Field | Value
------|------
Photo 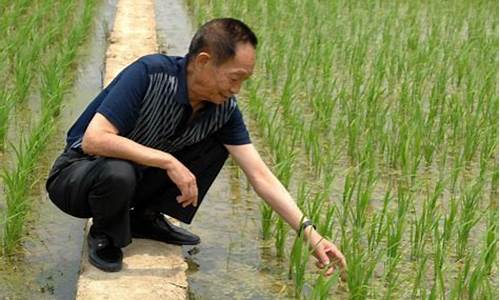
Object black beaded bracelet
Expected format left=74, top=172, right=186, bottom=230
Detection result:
left=298, top=219, right=316, bottom=237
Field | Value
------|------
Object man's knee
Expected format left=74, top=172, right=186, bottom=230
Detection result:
left=89, top=158, right=138, bottom=220
left=96, top=158, right=138, bottom=193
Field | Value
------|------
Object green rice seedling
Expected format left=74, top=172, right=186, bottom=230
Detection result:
left=274, top=218, right=287, bottom=258
left=411, top=180, right=444, bottom=259
left=288, top=233, right=309, bottom=297
left=317, top=203, right=335, bottom=240
left=449, top=151, right=464, bottom=195
left=4, top=0, right=32, bottom=25
left=1, top=138, right=36, bottom=256
left=307, top=192, right=326, bottom=227
left=188, top=0, right=498, bottom=296
left=461, top=92, right=484, bottom=165
left=260, top=202, right=274, bottom=240
left=40, top=63, right=64, bottom=116
left=442, top=195, right=458, bottom=246
left=432, top=224, right=447, bottom=300
left=466, top=260, right=491, bottom=300
left=482, top=209, right=498, bottom=276
left=0, top=90, right=13, bottom=151
left=385, top=210, right=404, bottom=263
left=1, top=0, right=96, bottom=255
left=383, top=200, right=407, bottom=299
left=479, top=131, right=497, bottom=180
left=456, top=181, right=484, bottom=260
left=367, top=188, right=391, bottom=253
left=1, top=113, right=54, bottom=255
left=346, top=108, right=360, bottom=165
left=296, top=182, right=310, bottom=211
left=273, top=139, right=295, bottom=189
left=411, top=255, right=428, bottom=299
left=350, top=171, right=376, bottom=234
left=450, top=253, right=471, bottom=299
left=312, top=81, right=336, bottom=133
left=339, top=171, right=357, bottom=232
left=13, top=49, right=33, bottom=104
left=310, top=268, right=340, bottom=300
left=344, top=240, right=380, bottom=300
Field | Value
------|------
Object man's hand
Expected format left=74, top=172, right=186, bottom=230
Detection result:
left=165, top=158, right=198, bottom=208
left=83, top=113, right=199, bottom=208
left=306, top=229, right=347, bottom=280
left=225, top=144, right=347, bottom=278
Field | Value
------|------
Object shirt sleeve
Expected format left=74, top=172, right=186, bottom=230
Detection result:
left=214, top=105, right=252, bottom=145
left=96, top=60, right=149, bottom=136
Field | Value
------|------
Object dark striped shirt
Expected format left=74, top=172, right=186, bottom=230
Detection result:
left=65, top=54, right=251, bottom=154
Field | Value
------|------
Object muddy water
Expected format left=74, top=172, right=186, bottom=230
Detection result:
left=183, top=165, right=301, bottom=299
left=0, top=1, right=117, bottom=298
left=154, top=0, right=193, bottom=56
left=153, top=1, right=304, bottom=298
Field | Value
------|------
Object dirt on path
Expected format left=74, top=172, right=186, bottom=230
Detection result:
left=103, top=0, right=157, bottom=85
left=76, top=0, right=188, bottom=299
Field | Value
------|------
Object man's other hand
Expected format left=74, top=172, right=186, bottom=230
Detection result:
left=165, top=158, right=198, bottom=208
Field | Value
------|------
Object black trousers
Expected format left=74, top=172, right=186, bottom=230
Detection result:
left=45, top=137, right=228, bottom=247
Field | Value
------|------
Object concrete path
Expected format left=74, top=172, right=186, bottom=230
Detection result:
left=75, top=0, right=188, bottom=298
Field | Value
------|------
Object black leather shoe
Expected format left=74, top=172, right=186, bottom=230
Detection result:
left=87, top=230, right=123, bottom=272
left=131, top=212, right=200, bottom=245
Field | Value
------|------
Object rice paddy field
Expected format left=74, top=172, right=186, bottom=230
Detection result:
left=0, top=0, right=97, bottom=255
left=0, top=0, right=100, bottom=296
left=0, top=0, right=498, bottom=299
left=185, top=0, right=499, bottom=299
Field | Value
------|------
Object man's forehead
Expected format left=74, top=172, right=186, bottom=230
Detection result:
left=224, top=45, right=255, bottom=73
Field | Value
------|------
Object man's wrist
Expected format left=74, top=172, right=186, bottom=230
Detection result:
left=304, top=226, right=322, bottom=245
left=161, top=152, right=176, bottom=170
left=298, top=218, right=317, bottom=238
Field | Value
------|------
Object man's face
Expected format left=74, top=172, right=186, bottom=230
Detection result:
left=196, top=43, right=255, bottom=104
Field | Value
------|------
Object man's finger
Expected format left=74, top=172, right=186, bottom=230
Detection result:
left=181, top=183, right=197, bottom=207
left=325, top=247, right=348, bottom=281
left=192, top=184, right=198, bottom=207
left=325, top=266, right=334, bottom=276
left=325, top=246, right=346, bottom=268
left=177, top=188, right=192, bottom=205
left=317, top=248, right=331, bottom=266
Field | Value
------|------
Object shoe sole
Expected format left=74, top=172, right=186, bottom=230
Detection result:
left=88, top=254, right=122, bottom=272
left=87, top=239, right=122, bottom=272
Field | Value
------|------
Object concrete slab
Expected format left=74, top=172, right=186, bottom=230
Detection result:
left=75, top=0, right=188, bottom=298
left=76, top=229, right=188, bottom=300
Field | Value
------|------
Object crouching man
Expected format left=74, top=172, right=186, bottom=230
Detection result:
left=45, top=18, right=346, bottom=275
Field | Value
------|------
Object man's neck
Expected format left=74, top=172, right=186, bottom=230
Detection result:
left=186, top=61, right=205, bottom=111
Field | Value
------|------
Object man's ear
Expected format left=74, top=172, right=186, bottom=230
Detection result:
left=194, top=52, right=211, bottom=68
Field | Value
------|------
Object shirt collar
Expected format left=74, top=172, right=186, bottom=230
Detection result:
left=175, top=56, right=189, bottom=106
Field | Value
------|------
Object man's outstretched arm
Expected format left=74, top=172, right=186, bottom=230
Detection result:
left=225, top=143, right=347, bottom=276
